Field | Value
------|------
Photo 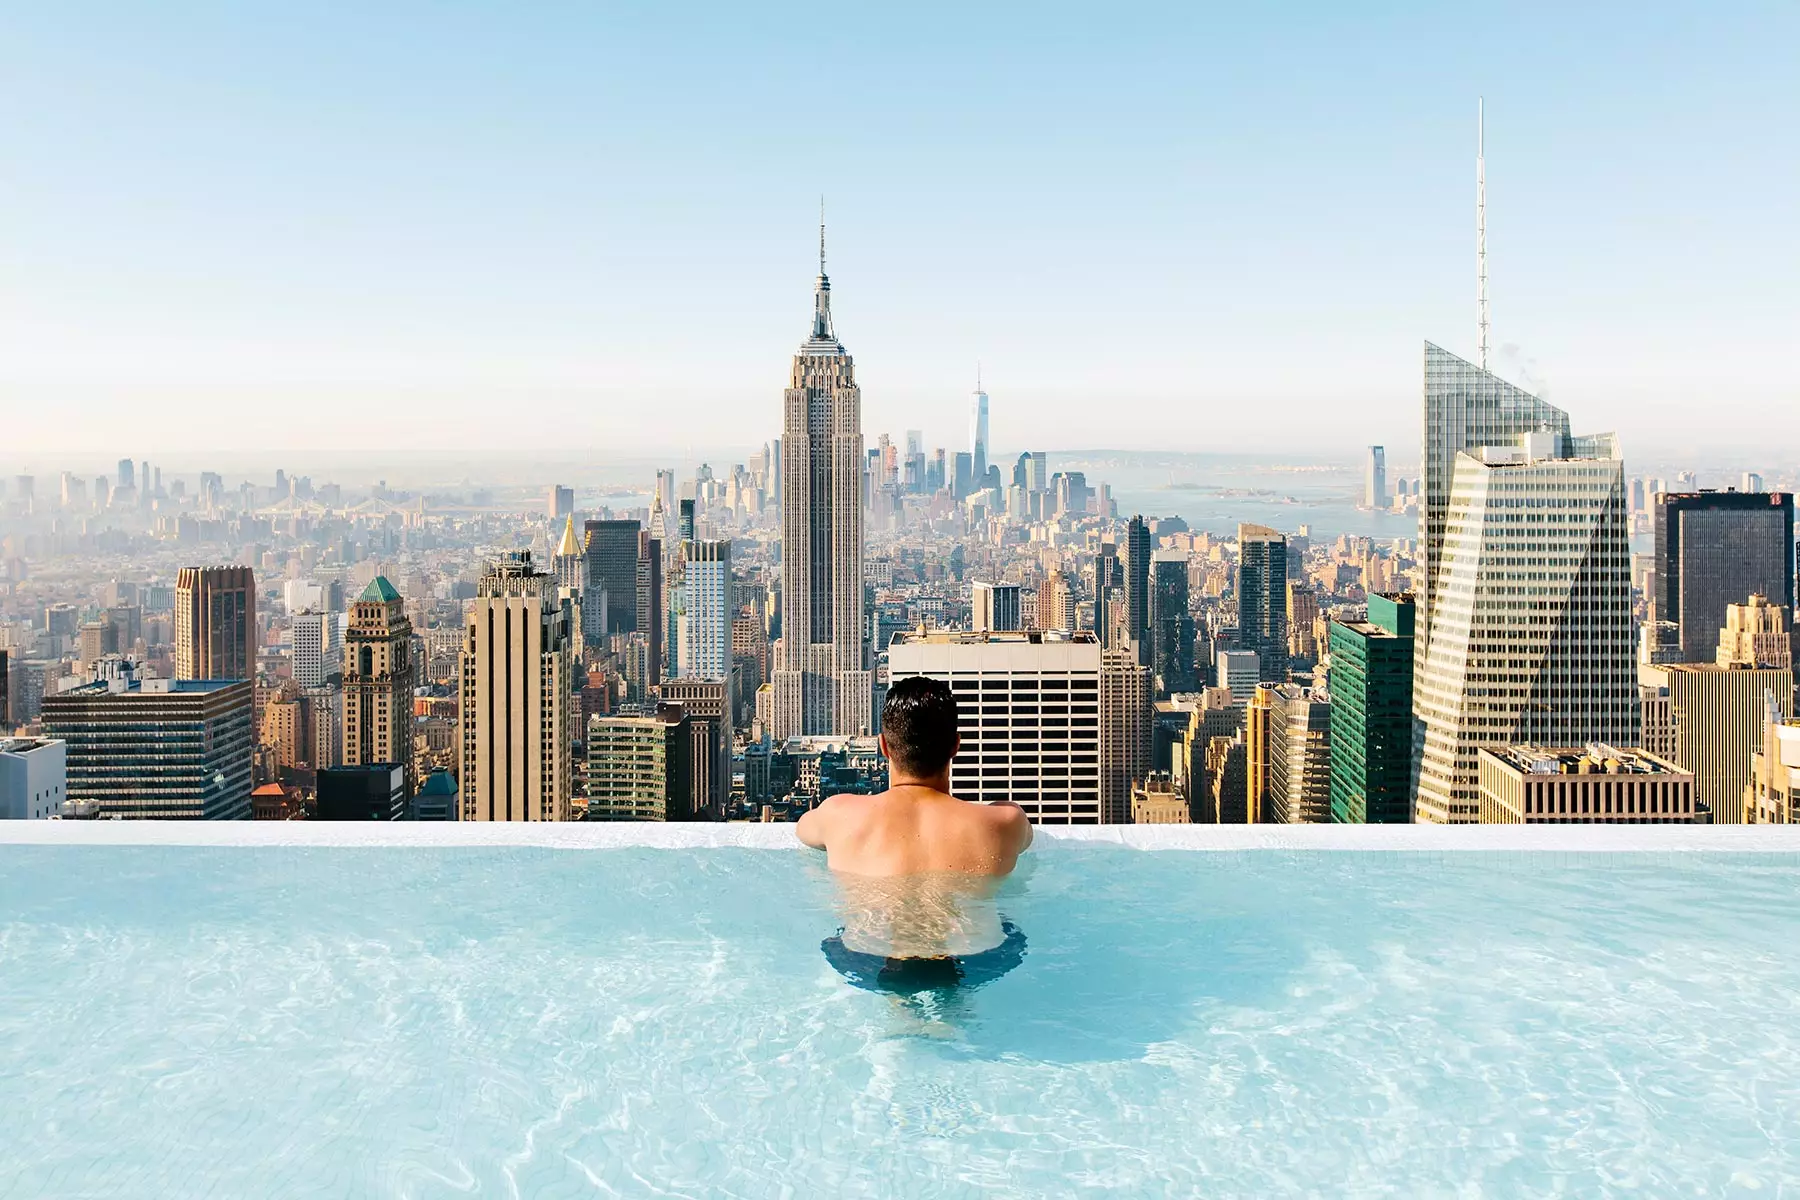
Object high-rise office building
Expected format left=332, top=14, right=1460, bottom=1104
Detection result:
left=971, top=581, right=1023, bottom=633
left=1237, top=524, right=1288, bottom=682
left=657, top=680, right=731, bottom=819
left=1415, top=428, right=1636, bottom=824
left=1101, top=646, right=1152, bottom=824
left=1216, top=650, right=1261, bottom=702
left=586, top=706, right=692, bottom=821
left=1327, top=593, right=1416, bottom=823
left=772, top=230, right=870, bottom=739
left=547, top=484, right=574, bottom=522
left=637, top=531, right=663, bottom=689
left=459, top=553, right=574, bottom=821
left=1365, top=446, right=1388, bottom=509
left=117, top=459, right=135, bottom=490
left=677, top=540, right=732, bottom=680
left=1267, top=684, right=1332, bottom=824
left=291, top=608, right=338, bottom=689
left=43, top=678, right=255, bottom=819
left=1246, top=686, right=1275, bottom=824
left=970, top=380, right=990, bottom=483
left=1652, top=490, right=1794, bottom=661
left=888, top=630, right=1106, bottom=824
left=1094, top=544, right=1119, bottom=647
left=1036, top=570, right=1076, bottom=633
left=1419, top=343, right=1571, bottom=642
left=174, top=566, right=255, bottom=681
left=1642, top=596, right=1796, bottom=823
left=342, top=577, right=417, bottom=801
left=1124, top=516, right=1152, bottom=665
left=582, top=519, right=641, bottom=643
left=1150, top=550, right=1195, bottom=694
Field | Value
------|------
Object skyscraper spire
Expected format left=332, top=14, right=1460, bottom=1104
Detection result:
left=1476, top=97, right=1489, bottom=372
left=808, top=198, right=837, bottom=346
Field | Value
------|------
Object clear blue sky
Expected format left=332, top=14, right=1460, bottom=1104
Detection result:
left=1, top=2, right=1793, bottom=464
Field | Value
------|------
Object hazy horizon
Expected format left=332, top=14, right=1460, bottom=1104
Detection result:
left=3, top=3, right=1794, bottom=460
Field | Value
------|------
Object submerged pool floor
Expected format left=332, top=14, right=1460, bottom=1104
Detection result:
left=2, top=845, right=1797, bottom=1197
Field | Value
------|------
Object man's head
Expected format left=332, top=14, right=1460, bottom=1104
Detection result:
left=880, top=676, right=961, bottom=782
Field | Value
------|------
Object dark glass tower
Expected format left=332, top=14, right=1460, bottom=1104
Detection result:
left=1653, top=491, right=1794, bottom=660
left=1124, top=515, right=1152, bottom=666
left=582, top=519, right=642, bottom=640
left=1237, top=524, right=1288, bottom=682
left=1150, top=552, right=1195, bottom=695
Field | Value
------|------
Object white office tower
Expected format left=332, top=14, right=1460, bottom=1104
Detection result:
left=772, top=226, right=870, bottom=738
left=291, top=609, right=338, bottom=689
left=677, top=540, right=732, bottom=680
left=283, top=579, right=324, bottom=615
left=1414, top=428, right=1637, bottom=823
left=459, top=553, right=575, bottom=821
left=1216, top=650, right=1261, bottom=702
left=890, top=630, right=1147, bottom=824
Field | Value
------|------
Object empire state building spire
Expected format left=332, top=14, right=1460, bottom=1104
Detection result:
left=807, top=200, right=839, bottom=349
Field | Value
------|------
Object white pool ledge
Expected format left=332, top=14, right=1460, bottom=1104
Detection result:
left=5, top=822, right=1800, bottom=851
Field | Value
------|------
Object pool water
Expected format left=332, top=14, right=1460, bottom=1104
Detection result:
left=3, top=844, right=1798, bottom=1196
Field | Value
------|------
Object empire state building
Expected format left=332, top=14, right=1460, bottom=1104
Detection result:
left=772, top=230, right=870, bottom=737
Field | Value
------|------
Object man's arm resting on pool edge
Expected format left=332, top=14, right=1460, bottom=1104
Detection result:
left=796, top=799, right=831, bottom=849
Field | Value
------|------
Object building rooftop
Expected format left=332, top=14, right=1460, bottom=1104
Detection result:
left=892, top=629, right=1099, bottom=646
left=1483, top=745, right=1689, bottom=777
left=359, top=576, right=402, bottom=603
left=55, top=677, right=247, bottom=697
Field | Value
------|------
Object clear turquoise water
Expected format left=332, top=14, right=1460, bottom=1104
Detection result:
left=2, top=847, right=1797, bottom=1197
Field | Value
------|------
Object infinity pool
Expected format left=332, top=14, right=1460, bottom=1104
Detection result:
left=3, top=828, right=1798, bottom=1196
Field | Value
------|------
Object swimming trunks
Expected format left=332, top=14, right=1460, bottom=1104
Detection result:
left=821, top=921, right=1027, bottom=995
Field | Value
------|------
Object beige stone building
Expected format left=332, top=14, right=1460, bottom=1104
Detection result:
left=459, top=553, right=575, bottom=821
left=1131, top=772, right=1190, bottom=824
left=343, top=577, right=418, bottom=798
left=1744, top=695, right=1800, bottom=824
left=1478, top=745, right=1695, bottom=823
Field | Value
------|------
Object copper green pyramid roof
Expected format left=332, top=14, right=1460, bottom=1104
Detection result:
left=359, top=576, right=401, bottom=603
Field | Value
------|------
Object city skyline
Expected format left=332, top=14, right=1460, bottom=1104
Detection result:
left=2, top=4, right=1795, bottom=460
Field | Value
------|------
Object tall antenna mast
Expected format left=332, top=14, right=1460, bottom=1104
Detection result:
left=819, top=195, right=826, bottom=276
left=1476, top=97, right=1489, bottom=371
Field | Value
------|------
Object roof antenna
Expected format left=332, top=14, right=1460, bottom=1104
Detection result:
left=819, top=195, right=826, bottom=276
left=1476, top=97, right=1489, bottom=372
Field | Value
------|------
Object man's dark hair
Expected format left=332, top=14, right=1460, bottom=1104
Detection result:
left=882, top=676, right=960, bottom=778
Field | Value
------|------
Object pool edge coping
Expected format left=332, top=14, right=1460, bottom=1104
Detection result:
left=5, top=823, right=1800, bottom=851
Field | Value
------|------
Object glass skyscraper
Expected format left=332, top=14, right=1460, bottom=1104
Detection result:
left=1237, top=524, right=1288, bottom=682
left=1652, top=490, right=1795, bottom=661
left=1328, top=593, right=1416, bottom=823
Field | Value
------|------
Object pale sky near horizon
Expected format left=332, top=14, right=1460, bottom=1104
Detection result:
left=1, top=2, right=1794, bottom=464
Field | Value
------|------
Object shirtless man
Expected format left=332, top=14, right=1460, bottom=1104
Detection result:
left=800, top=676, right=1032, bottom=993
left=797, top=675, right=1032, bottom=877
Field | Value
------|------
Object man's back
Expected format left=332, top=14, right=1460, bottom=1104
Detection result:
left=799, top=784, right=1031, bottom=877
